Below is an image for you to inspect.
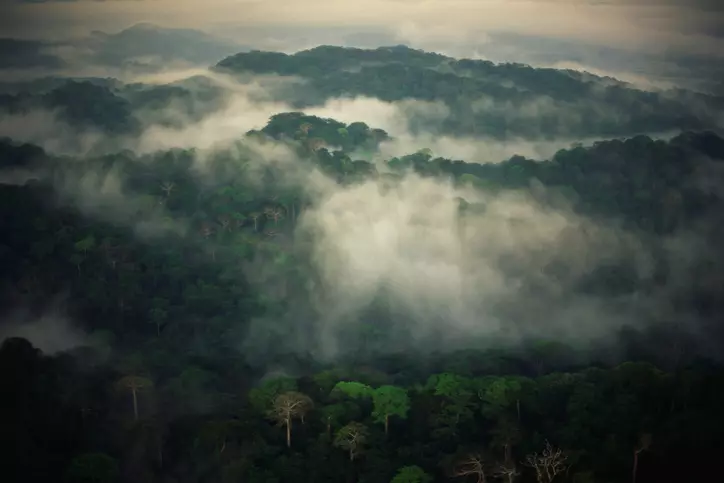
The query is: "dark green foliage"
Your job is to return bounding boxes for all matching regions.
[3,334,724,482]
[65,453,119,483]
[1,98,724,482]
[215,46,716,139]
[0,81,139,135]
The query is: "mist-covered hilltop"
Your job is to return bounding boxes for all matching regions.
[216,45,723,139]
[2,43,724,483]
[2,45,723,147]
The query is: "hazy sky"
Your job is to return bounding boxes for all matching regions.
[1,0,723,92]
[1,0,720,52]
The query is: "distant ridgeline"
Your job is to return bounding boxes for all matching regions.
[2,45,722,141]
[215,45,724,139]
[0,76,228,135]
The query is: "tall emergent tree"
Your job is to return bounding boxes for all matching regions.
[371,385,410,435]
[267,391,314,448]
[334,422,369,461]
[116,375,153,421]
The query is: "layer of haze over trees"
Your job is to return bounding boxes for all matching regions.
[2,16,724,483]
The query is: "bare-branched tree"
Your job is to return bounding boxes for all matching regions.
[267,391,314,448]
[333,422,368,461]
[160,181,175,197]
[298,122,312,136]
[493,462,520,483]
[264,206,285,225]
[453,453,488,483]
[524,441,568,483]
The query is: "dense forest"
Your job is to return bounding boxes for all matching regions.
[2,45,724,483]
[215,46,724,139]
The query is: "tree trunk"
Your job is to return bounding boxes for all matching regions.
[384,414,389,435]
[132,388,138,421]
[516,399,521,422]
[286,419,292,448]
[632,451,639,483]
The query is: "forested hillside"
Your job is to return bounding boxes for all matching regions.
[216,46,722,139]
[2,44,724,483]
[3,45,723,143]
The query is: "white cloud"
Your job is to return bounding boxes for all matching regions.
[295,172,658,358]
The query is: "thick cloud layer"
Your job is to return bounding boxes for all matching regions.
[0,308,92,355]
[0,70,693,162]
[252,175,648,359]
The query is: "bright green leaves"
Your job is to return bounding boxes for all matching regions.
[477,375,532,420]
[424,373,477,436]
[371,385,410,434]
[390,465,433,483]
[332,381,409,434]
[333,381,373,400]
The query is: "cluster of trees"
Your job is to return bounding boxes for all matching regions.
[0,80,138,134]
[215,46,722,139]
[2,107,724,482]
[4,334,724,483]
[0,76,226,135]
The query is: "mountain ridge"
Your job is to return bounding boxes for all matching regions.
[214,44,721,140]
